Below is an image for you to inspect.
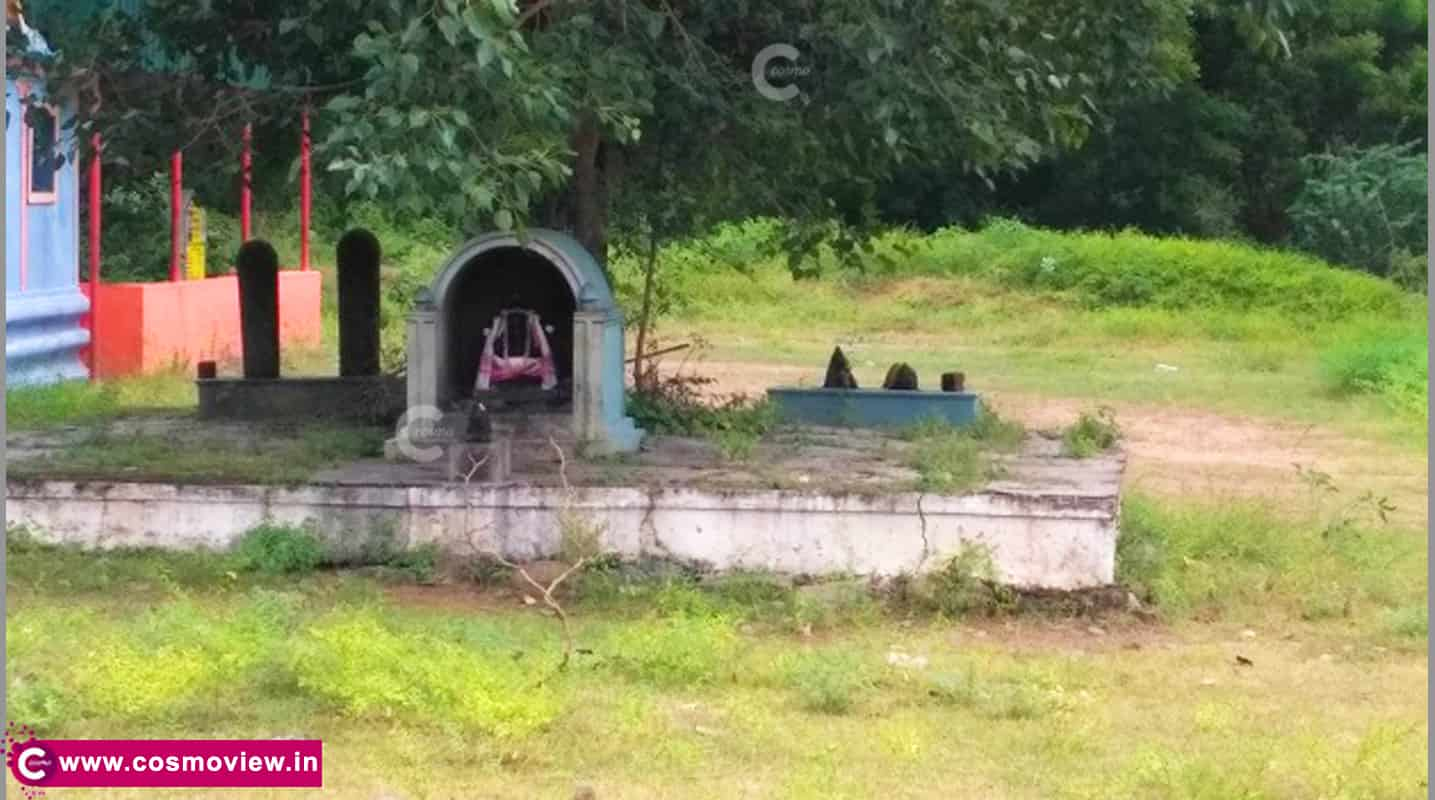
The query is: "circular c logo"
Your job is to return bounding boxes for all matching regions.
[15,743,55,784]
[394,404,446,463]
[752,43,803,102]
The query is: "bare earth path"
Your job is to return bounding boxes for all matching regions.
[679,360,1429,527]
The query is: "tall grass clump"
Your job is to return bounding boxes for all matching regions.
[1319,331,1428,421]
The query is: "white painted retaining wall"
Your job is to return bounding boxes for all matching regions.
[6,479,1120,589]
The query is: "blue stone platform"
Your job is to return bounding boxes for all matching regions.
[768,387,982,429]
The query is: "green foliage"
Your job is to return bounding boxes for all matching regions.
[1320,331,1428,421]
[626,378,776,461]
[782,650,876,715]
[45,0,1199,270]
[883,1,1428,249]
[905,412,1026,493]
[1384,605,1428,638]
[574,563,880,634]
[232,523,326,576]
[1290,143,1429,287]
[290,611,561,736]
[616,218,1414,327]
[601,615,739,687]
[917,219,1408,317]
[77,173,172,282]
[382,544,441,584]
[6,370,193,430]
[910,545,1016,617]
[1117,493,1425,627]
[1061,407,1122,458]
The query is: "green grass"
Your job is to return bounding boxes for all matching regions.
[1319,329,1429,423]
[6,525,1427,798]
[607,219,1427,450]
[903,412,1026,493]
[611,218,1414,322]
[6,370,196,430]
[8,423,386,484]
[1118,493,1427,627]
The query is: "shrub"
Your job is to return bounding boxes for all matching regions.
[383,544,440,583]
[231,523,326,575]
[911,544,1015,616]
[783,650,876,715]
[898,218,1411,318]
[1061,407,1121,457]
[626,375,775,460]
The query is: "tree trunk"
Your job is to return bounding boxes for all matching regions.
[632,228,660,389]
[570,111,608,265]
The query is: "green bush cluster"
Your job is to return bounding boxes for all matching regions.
[901,544,1016,617]
[1061,407,1122,458]
[231,523,326,575]
[1320,331,1429,422]
[625,381,777,461]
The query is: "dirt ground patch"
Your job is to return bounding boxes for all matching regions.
[678,360,1429,527]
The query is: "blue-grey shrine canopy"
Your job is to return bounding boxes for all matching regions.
[403,228,643,454]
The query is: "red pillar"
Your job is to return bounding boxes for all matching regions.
[240,124,253,241]
[88,133,103,380]
[299,111,311,271]
[169,150,183,281]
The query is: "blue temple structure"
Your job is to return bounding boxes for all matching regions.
[6,9,90,385]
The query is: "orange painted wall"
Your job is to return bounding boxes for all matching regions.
[83,271,323,379]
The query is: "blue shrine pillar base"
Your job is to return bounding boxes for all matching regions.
[574,306,643,454]
[5,289,91,386]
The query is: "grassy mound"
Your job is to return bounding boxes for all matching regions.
[611,217,1416,322]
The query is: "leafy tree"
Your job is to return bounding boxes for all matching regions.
[32,0,1201,269]
[1289,142,1427,288]
[873,0,1424,250]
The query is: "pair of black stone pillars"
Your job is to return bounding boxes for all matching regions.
[234,230,383,379]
